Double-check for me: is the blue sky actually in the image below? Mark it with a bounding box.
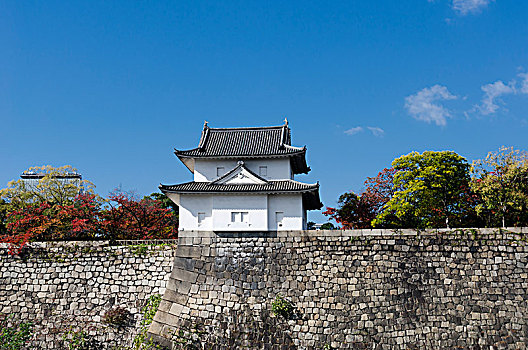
[1,0,527,223]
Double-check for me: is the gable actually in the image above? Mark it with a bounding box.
[214,165,268,185]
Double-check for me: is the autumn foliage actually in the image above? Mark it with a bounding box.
[1,192,178,254]
[3,194,104,254]
[323,168,396,229]
[1,191,178,255]
[100,192,178,241]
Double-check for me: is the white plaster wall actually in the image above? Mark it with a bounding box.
[245,159,291,180]
[194,158,292,182]
[267,194,304,230]
[177,193,304,231]
[212,194,268,231]
[178,194,213,231]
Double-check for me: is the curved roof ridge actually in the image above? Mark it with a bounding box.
[206,124,286,131]
[197,126,210,150]
[283,144,305,151]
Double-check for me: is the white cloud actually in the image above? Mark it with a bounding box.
[367,126,385,137]
[344,126,385,137]
[405,85,457,126]
[518,73,528,94]
[344,126,363,135]
[452,0,493,15]
[478,80,516,115]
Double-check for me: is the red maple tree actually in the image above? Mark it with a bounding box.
[323,168,396,229]
[100,191,178,240]
[1,192,178,255]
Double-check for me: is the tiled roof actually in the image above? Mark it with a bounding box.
[174,123,311,174]
[160,180,318,193]
[160,180,322,210]
[175,125,305,158]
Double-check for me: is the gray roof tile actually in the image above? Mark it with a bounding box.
[175,125,304,158]
[174,124,310,174]
[160,180,322,210]
[160,180,318,193]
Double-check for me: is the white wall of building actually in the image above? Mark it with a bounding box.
[178,195,213,231]
[194,158,292,182]
[212,194,268,231]
[267,194,304,230]
[176,193,306,231]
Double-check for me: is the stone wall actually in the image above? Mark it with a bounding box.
[0,240,177,349]
[149,228,528,349]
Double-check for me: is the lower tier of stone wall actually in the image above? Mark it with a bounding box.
[150,228,528,349]
[0,240,176,349]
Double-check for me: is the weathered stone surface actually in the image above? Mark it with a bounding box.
[0,240,176,349]
[151,228,528,350]
[2,229,528,349]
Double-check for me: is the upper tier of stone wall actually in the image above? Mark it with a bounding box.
[149,228,528,350]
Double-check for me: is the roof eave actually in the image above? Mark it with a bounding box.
[173,151,306,159]
[174,149,195,173]
[302,185,323,210]
[159,181,320,195]
[290,147,310,174]
[160,188,318,195]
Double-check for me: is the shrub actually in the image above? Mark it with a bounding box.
[271,294,294,319]
[0,314,33,350]
[132,294,163,350]
[62,329,88,350]
[102,307,130,328]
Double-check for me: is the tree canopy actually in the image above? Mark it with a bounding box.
[0,165,95,209]
[0,166,179,254]
[471,147,528,227]
[373,151,474,229]
[325,147,528,229]
[323,168,396,229]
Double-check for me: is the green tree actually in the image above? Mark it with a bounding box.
[373,151,474,228]
[471,146,528,227]
[320,222,336,230]
[0,199,9,234]
[0,165,95,210]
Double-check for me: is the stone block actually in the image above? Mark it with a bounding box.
[170,268,199,283]
[177,245,202,258]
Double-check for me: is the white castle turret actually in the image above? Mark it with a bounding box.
[160,120,322,231]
